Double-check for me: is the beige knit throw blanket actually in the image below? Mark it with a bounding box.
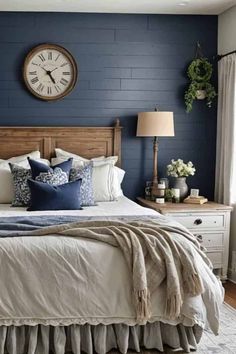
[20,219,208,323]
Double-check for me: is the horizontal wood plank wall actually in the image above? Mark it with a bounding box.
[0,13,217,200]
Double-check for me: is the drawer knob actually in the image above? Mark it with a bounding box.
[194,218,202,225]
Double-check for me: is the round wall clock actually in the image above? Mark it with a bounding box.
[23,44,77,101]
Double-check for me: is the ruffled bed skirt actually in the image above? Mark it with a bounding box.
[0,322,203,354]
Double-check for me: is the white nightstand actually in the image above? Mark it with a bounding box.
[137,197,233,280]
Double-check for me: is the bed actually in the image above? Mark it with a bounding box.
[0,122,224,354]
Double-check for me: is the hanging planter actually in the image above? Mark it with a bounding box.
[184,51,217,113]
[196,90,206,100]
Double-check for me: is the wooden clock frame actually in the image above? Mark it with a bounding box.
[23,43,78,101]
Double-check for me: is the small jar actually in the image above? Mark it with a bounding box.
[172,188,180,203]
[156,183,165,198]
[159,178,169,189]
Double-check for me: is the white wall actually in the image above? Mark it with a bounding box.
[218,5,236,282]
[218,5,236,54]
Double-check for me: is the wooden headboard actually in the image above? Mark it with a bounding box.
[0,120,122,167]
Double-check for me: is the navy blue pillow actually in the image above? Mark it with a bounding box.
[27,178,82,211]
[28,157,73,179]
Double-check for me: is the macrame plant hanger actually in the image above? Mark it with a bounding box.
[195,41,204,59]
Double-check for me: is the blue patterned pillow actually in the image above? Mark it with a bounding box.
[27,179,82,211]
[9,163,31,207]
[28,157,73,179]
[69,163,95,206]
[9,164,69,207]
[36,168,68,186]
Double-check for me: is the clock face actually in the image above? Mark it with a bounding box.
[23,44,77,101]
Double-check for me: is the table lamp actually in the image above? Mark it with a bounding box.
[136,110,175,198]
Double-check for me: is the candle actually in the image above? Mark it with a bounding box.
[190,189,199,198]
[171,188,180,203]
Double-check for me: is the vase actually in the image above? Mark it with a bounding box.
[196,90,206,100]
[172,177,188,201]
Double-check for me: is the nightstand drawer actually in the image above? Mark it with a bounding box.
[206,251,223,268]
[172,214,225,229]
[194,232,224,249]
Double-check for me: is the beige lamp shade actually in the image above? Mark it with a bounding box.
[136,111,175,137]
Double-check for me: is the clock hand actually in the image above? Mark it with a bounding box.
[39,66,56,83]
[39,66,47,72]
[47,72,56,84]
[50,67,58,73]
[39,66,53,75]
[38,66,58,75]
[48,72,56,84]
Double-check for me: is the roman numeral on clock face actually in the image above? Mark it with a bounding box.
[29,71,37,75]
[60,62,68,67]
[47,86,52,95]
[60,78,68,86]
[36,83,44,92]
[31,77,39,84]
[63,72,70,75]
[38,54,46,62]
[48,52,52,60]
[54,85,61,93]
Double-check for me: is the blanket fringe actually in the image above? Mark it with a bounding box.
[135,289,150,322]
[165,294,183,319]
[184,272,204,296]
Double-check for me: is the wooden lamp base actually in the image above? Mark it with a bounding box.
[151,136,159,199]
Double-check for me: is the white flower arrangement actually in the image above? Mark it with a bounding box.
[166,159,196,177]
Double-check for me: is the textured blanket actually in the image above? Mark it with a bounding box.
[4,218,210,323]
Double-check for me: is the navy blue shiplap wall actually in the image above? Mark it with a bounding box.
[0,12,217,200]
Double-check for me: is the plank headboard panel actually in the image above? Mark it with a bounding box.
[0,120,122,167]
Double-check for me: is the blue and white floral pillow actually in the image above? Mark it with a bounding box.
[69,163,95,206]
[9,163,32,207]
[9,164,69,207]
[35,168,68,186]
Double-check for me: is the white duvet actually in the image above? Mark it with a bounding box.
[0,197,224,334]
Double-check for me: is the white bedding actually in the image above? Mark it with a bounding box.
[0,196,224,335]
[0,196,157,217]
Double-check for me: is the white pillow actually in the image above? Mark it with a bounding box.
[0,152,49,204]
[54,148,118,166]
[92,156,118,166]
[51,156,125,201]
[0,150,40,164]
[51,157,84,169]
[55,148,92,162]
[114,166,125,197]
[92,164,114,202]
[0,166,14,204]
[93,164,125,201]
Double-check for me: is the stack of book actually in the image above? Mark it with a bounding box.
[183,196,208,204]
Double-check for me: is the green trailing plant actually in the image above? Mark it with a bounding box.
[184,58,217,113]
